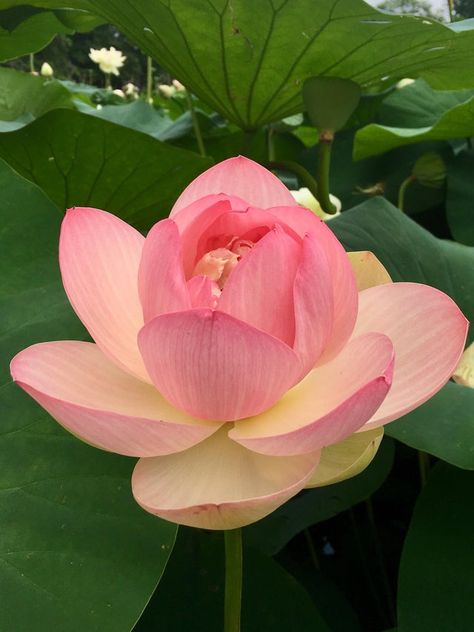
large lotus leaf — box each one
[0,158,177,632]
[0,5,102,61]
[330,198,474,465]
[0,67,73,130]
[386,382,474,470]
[0,108,212,231]
[354,93,474,159]
[7,0,474,128]
[397,463,474,632]
[135,528,332,632]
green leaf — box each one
[0,159,177,632]
[245,437,394,555]
[330,199,474,465]
[386,382,474,470]
[0,5,102,61]
[330,197,474,341]
[15,0,474,129]
[446,149,474,246]
[354,80,474,159]
[303,76,361,132]
[135,528,333,632]
[398,463,474,632]
[0,67,73,129]
[0,108,212,231]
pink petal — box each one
[354,282,468,428]
[268,205,358,362]
[229,333,394,456]
[218,226,300,346]
[59,207,148,381]
[138,219,190,322]
[171,193,243,235]
[293,232,333,375]
[11,341,220,457]
[138,309,301,421]
[187,275,220,308]
[132,427,320,529]
[171,156,296,216]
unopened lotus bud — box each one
[412,152,446,188]
[40,62,53,77]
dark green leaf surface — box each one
[13,0,474,128]
[446,149,474,246]
[245,438,394,555]
[135,528,332,632]
[386,382,474,470]
[0,5,101,61]
[0,159,177,632]
[398,463,474,632]
[0,67,73,129]
[0,108,212,230]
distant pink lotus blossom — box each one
[11,157,468,529]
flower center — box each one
[192,237,254,289]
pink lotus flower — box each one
[11,157,467,530]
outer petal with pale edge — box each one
[138,219,191,322]
[170,156,296,217]
[138,309,301,421]
[10,341,220,457]
[229,333,394,456]
[132,426,320,530]
[305,428,384,488]
[355,283,468,429]
[59,207,149,382]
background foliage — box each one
[0,1,473,630]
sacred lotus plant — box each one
[10,157,468,531]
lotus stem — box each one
[29,53,35,74]
[447,0,454,22]
[316,130,337,214]
[186,91,207,157]
[146,56,153,103]
[224,528,242,632]
[397,175,415,212]
[266,160,319,200]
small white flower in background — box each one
[96,104,103,111]
[158,83,176,98]
[452,342,474,388]
[396,78,415,89]
[40,62,53,77]
[291,187,341,221]
[112,89,125,98]
[124,82,139,98]
[89,47,126,76]
[172,79,186,92]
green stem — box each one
[418,450,430,488]
[316,131,337,214]
[267,126,276,162]
[303,528,320,571]
[365,498,396,625]
[29,53,35,74]
[146,56,153,103]
[447,0,454,22]
[266,160,319,200]
[186,91,206,157]
[105,73,111,90]
[397,175,415,212]
[224,528,242,632]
